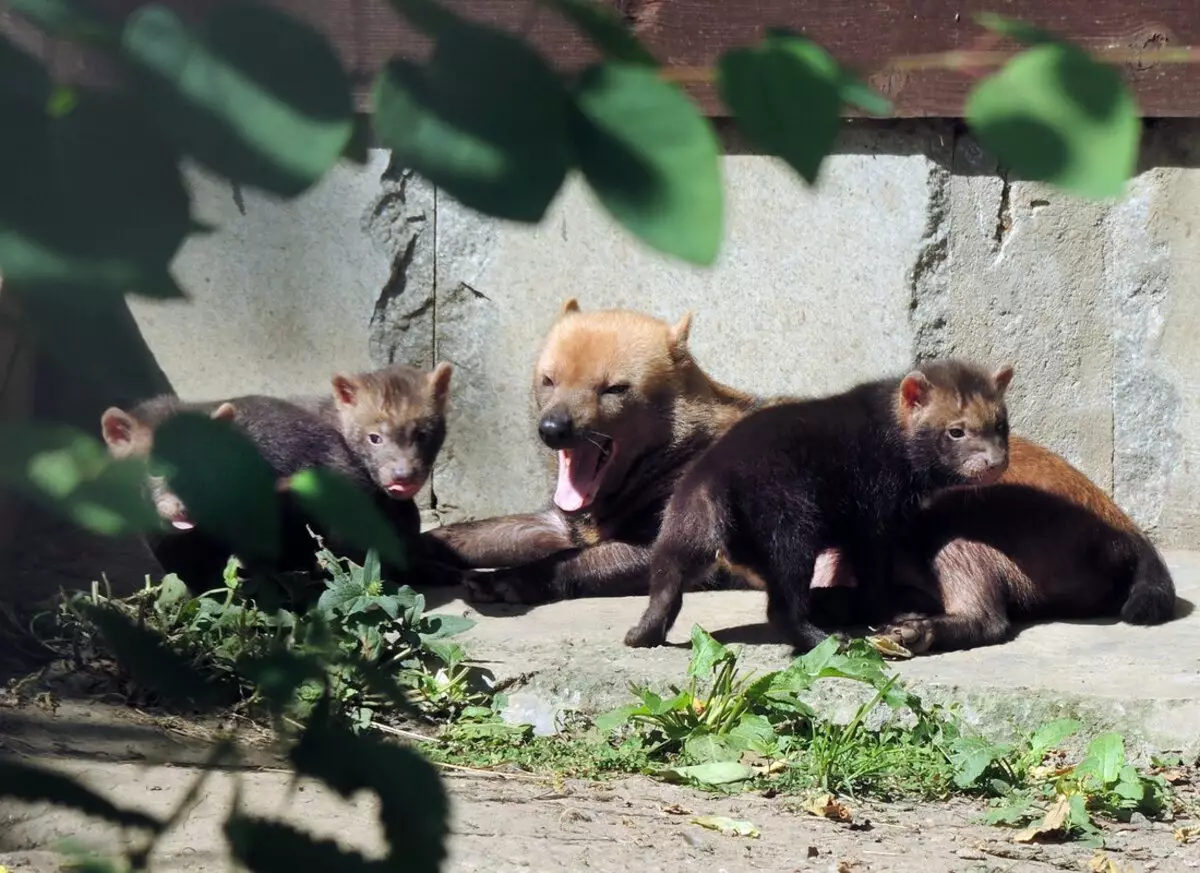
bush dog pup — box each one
[422,299,761,603]
[873,434,1177,653]
[100,362,453,589]
[624,359,1015,651]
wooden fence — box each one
[4,0,1200,117]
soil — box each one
[2,695,1198,873]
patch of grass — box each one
[17,538,492,730]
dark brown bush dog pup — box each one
[624,359,1014,652]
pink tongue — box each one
[554,443,603,512]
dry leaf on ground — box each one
[1175,825,1200,844]
[690,815,760,838]
[661,803,692,816]
[1088,851,1133,873]
[1013,795,1071,843]
[866,634,913,659]
[805,793,853,823]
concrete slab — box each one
[435,550,1200,757]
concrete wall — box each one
[127,121,1200,550]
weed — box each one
[22,539,492,729]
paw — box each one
[624,622,667,649]
[878,617,934,655]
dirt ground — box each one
[1,697,1198,873]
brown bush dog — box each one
[421,299,763,604]
[101,363,454,590]
[859,434,1179,654]
[624,359,1014,652]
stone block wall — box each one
[125,121,1200,549]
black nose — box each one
[538,410,574,449]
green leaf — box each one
[791,633,841,677]
[152,411,282,562]
[660,761,755,786]
[122,2,355,198]
[420,613,477,639]
[949,735,1010,788]
[595,703,641,735]
[965,41,1140,199]
[0,424,160,536]
[372,19,571,222]
[1029,718,1082,759]
[238,650,327,711]
[571,62,723,265]
[225,814,383,873]
[289,711,449,871]
[82,603,219,708]
[0,34,52,106]
[0,93,191,297]
[1076,732,1126,787]
[683,732,740,764]
[687,624,730,679]
[12,0,119,45]
[421,638,467,668]
[0,759,163,831]
[728,713,776,752]
[985,793,1037,826]
[718,33,843,184]
[286,468,407,570]
[541,0,657,66]
[1113,765,1147,802]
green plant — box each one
[27,539,491,728]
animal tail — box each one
[1120,534,1177,625]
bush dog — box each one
[873,434,1177,653]
[422,299,761,604]
[624,359,1015,651]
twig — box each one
[660,44,1200,86]
[369,721,442,744]
[434,760,549,781]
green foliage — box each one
[122,3,356,198]
[965,16,1140,199]
[0,424,160,535]
[152,411,282,561]
[372,14,571,223]
[38,542,488,724]
[285,468,408,570]
[719,30,891,185]
[571,63,724,265]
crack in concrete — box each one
[909,159,953,361]
[991,170,1012,254]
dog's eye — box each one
[368,433,383,445]
[541,375,554,388]
[947,426,966,440]
[602,383,630,396]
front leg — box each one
[422,510,575,569]
[467,541,652,605]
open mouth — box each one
[169,516,194,531]
[553,435,617,513]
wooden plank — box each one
[5,0,1200,116]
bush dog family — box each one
[872,434,1177,653]
[623,359,1015,652]
[100,362,452,590]
[422,298,762,604]
[104,297,1177,657]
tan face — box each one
[898,363,1014,487]
[532,299,692,513]
[331,363,452,500]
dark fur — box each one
[878,447,1177,654]
[624,359,1013,651]
[104,393,419,591]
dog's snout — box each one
[538,408,575,449]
